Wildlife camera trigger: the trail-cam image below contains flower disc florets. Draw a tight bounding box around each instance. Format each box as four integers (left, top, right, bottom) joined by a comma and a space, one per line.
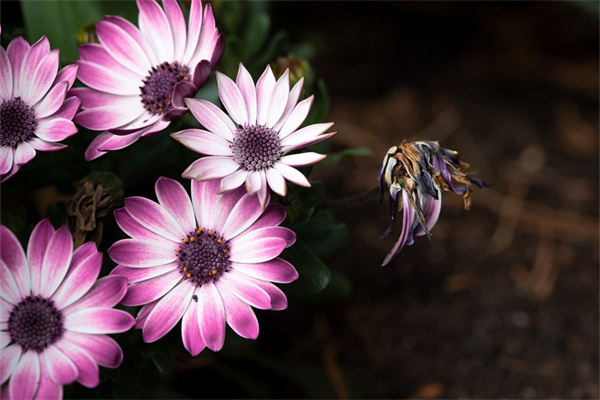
232, 124, 281, 171
141, 61, 191, 115
0, 98, 38, 148
8, 295, 64, 352
177, 228, 231, 287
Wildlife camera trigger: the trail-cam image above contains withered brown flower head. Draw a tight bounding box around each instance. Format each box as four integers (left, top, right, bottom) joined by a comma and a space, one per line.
379, 140, 486, 266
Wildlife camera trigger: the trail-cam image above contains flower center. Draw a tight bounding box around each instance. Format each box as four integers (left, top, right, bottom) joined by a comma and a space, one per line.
0, 97, 37, 148
176, 228, 231, 287
231, 124, 281, 171
8, 295, 64, 352
140, 61, 191, 115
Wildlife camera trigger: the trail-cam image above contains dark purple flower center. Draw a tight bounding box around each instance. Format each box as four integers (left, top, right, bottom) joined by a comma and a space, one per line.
8, 295, 64, 352
140, 61, 191, 115
177, 228, 231, 287
231, 124, 281, 171
0, 97, 37, 148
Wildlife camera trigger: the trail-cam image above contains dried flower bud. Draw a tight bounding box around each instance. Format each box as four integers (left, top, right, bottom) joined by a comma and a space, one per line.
379, 140, 486, 266
77, 22, 98, 45
271, 54, 312, 87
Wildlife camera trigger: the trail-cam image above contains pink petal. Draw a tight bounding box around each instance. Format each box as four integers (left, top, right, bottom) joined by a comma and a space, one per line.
53, 341, 99, 388
35, 117, 78, 142
273, 77, 304, 132
110, 263, 175, 284
70, 87, 138, 109
36, 358, 63, 399
181, 156, 240, 181
191, 179, 220, 230
215, 282, 259, 339
44, 96, 80, 121
218, 169, 248, 193
18, 36, 50, 99
134, 300, 158, 329
247, 203, 286, 231
257, 171, 269, 210
0, 331, 9, 349
62, 331, 123, 368
281, 127, 337, 150
231, 226, 295, 249
121, 268, 182, 306
53, 62, 79, 90
125, 196, 186, 241
28, 138, 67, 153
185, 98, 235, 141
155, 177, 196, 234
27, 219, 54, 295
280, 152, 326, 167
0, 345, 22, 385
232, 258, 298, 284
244, 276, 288, 310
235, 63, 257, 124
0, 260, 21, 304
171, 128, 233, 156
191, 59, 212, 89
163, 0, 187, 61
74, 102, 145, 131
267, 69, 290, 127
187, 3, 220, 67
63, 275, 128, 315
415, 191, 442, 237
182, 0, 203, 63
64, 308, 134, 334
39, 226, 73, 298
114, 208, 169, 243
109, 239, 176, 268
9, 350, 40, 400
216, 72, 248, 125
273, 162, 311, 187
0, 147, 14, 176
265, 168, 287, 197
84, 130, 143, 161
78, 44, 137, 79
0, 46, 12, 100
219, 270, 271, 309
229, 237, 287, 264
221, 192, 264, 239
137, 0, 174, 61
198, 282, 226, 351
181, 291, 206, 356
255, 65, 276, 125
210, 186, 247, 233
42, 345, 78, 385
96, 20, 150, 75
104, 15, 159, 65
0, 225, 29, 295
171, 80, 197, 110
13, 142, 36, 168
6, 36, 30, 97
76, 59, 141, 96
278, 95, 314, 139
244, 170, 262, 196
142, 280, 193, 343
23, 48, 59, 105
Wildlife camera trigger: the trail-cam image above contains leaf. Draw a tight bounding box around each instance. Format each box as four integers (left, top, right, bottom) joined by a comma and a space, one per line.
322, 147, 373, 165
284, 181, 325, 225
243, 13, 271, 59
281, 241, 331, 293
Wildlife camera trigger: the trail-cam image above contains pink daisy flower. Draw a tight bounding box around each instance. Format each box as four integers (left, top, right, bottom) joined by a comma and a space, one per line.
108, 177, 298, 355
0, 220, 134, 400
0, 32, 80, 182
71, 0, 225, 161
171, 63, 337, 210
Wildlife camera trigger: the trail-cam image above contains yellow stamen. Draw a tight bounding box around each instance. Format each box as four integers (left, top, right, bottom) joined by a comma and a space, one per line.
186, 273, 191, 278
190, 236, 195, 242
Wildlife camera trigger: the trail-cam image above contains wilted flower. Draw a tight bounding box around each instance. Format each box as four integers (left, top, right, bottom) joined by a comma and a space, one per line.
171, 63, 336, 210
71, 0, 225, 160
379, 140, 485, 266
0, 32, 80, 182
0, 220, 134, 399
109, 177, 298, 355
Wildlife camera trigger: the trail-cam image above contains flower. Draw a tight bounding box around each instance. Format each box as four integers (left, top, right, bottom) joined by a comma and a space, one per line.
71, 0, 225, 161
0, 32, 81, 182
171, 63, 336, 210
0, 220, 134, 399
108, 177, 298, 355
378, 140, 485, 266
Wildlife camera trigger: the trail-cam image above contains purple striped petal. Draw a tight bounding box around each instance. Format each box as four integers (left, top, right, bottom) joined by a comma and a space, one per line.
221, 192, 264, 239
218, 169, 248, 193
198, 282, 226, 351
28, 138, 67, 152
273, 78, 304, 131
137, 0, 174, 61
54, 341, 99, 388
109, 239, 176, 268
36, 359, 63, 400
216, 281, 259, 339
96, 20, 150, 75
181, 291, 205, 356
182, 156, 240, 181
278, 95, 313, 139
156, 177, 196, 234
236, 63, 257, 124
231, 226, 295, 249
27, 219, 54, 295
121, 268, 182, 306
142, 280, 194, 343
64, 308, 134, 334
0, 345, 21, 385
23, 49, 59, 105
0, 225, 29, 295
6, 36, 29, 97
219, 270, 271, 309
125, 196, 186, 241
280, 152, 326, 167
217, 72, 248, 125
0, 46, 12, 100
229, 237, 287, 264
40, 226, 73, 298
210, 186, 247, 233
110, 263, 175, 283
185, 98, 235, 141
76, 60, 141, 96
62, 331, 123, 368
0, 261, 21, 304
191, 59, 212, 89
255, 66, 276, 125
9, 350, 40, 400
273, 163, 310, 187
267, 70, 290, 127
163, 0, 187, 60
42, 345, 78, 385
266, 168, 287, 196
35, 117, 77, 142
171, 128, 233, 156
191, 179, 219, 230
43, 94, 80, 121
63, 275, 128, 315
244, 276, 288, 310
114, 208, 169, 243
171, 80, 197, 110
18, 36, 50, 100
232, 258, 298, 284
53, 63, 78, 90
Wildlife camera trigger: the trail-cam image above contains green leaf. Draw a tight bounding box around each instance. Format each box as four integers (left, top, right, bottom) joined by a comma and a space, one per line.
322, 147, 373, 165
243, 13, 270, 59
281, 241, 331, 293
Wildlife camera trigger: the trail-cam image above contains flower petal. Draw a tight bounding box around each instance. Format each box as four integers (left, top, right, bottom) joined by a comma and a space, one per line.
278, 95, 313, 139
35, 117, 78, 142
244, 276, 288, 310
27, 219, 54, 295
219, 270, 271, 309
74, 102, 145, 131
280, 152, 326, 167
171, 128, 233, 156
0, 225, 29, 296
0, 345, 21, 385
273, 162, 311, 187
267, 69, 290, 127
280, 122, 335, 148
27, 138, 66, 153
163, 0, 187, 61
104, 15, 159, 65
181, 290, 205, 356
0, 260, 21, 304
235, 63, 257, 124
125, 196, 186, 241
76, 59, 141, 96
36, 358, 63, 399
187, 3, 219, 67
182, 0, 203, 63
137, 0, 174, 61
62, 331, 123, 368
53, 341, 99, 388
53, 63, 79, 90
114, 208, 169, 243
142, 280, 193, 343
64, 307, 134, 334
0, 147, 14, 176
231, 226, 295, 249
216, 72, 248, 125
273, 78, 303, 132
23, 49, 59, 105
191, 179, 219, 230
382, 191, 415, 266
96, 20, 150, 75
198, 282, 226, 351
415, 191, 442, 237
215, 281, 259, 339
6, 36, 30, 97
156, 177, 196, 234
210, 186, 247, 233
42, 345, 78, 385
121, 268, 182, 306
44, 95, 80, 121
19, 36, 50, 99
221, 192, 264, 240
244, 170, 262, 196
232, 258, 298, 284
39, 226, 73, 298
218, 169, 248, 193
0, 46, 12, 101
109, 239, 176, 268
9, 351, 40, 400
110, 263, 175, 284
13, 142, 36, 167
265, 168, 287, 197
63, 275, 128, 315
229, 237, 287, 264
181, 156, 240, 181
185, 98, 235, 141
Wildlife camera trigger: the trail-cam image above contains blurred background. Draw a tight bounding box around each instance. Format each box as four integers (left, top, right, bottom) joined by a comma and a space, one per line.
2, 0, 599, 398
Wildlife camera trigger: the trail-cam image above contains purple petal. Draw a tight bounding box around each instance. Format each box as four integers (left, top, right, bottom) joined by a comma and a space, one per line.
181, 291, 205, 356
9, 350, 40, 400
53, 62, 79, 90
232, 258, 298, 284
70, 87, 137, 110
273, 163, 310, 187
182, 0, 202, 63
42, 345, 78, 385
231, 226, 295, 250
142, 280, 193, 343
198, 282, 226, 351
0, 331, 9, 349
244, 276, 288, 310
74, 102, 145, 131
35, 117, 78, 142
267, 69, 290, 127
23, 49, 59, 105
245, 170, 262, 196
114, 208, 169, 243
171, 80, 197, 110
382, 191, 415, 266
273, 78, 304, 132
121, 268, 182, 306
187, 3, 220, 67
0, 147, 13, 176
230, 237, 287, 264
78, 43, 139, 80
96, 20, 150, 75
185, 98, 235, 141
62, 331, 123, 368
27, 219, 54, 295
53, 340, 99, 388
280, 122, 335, 149
40, 226, 73, 298
110, 263, 175, 283
109, 239, 176, 268
255, 65, 276, 125
0, 46, 12, 100
247, 203, 286, 231
6, 36, 30, 97
104, 15, 159, 65
28, 138, 66, 153
125, 196, 186, 241
137, 0, 174, 61
18, 36, 50, 99
235, 63, 257, 124
221, 192, 264, 239
155, 177, 196, 234
0, 345, 21, 385
218, 169, 248, 193
135, 300, 158, 329
0, 260, 21, 304
0, 225, 29, 295
191, 179, 220, 230
210, 186, 247, 233
84, 130, 143, 161
181, 156, 240, 181
63, 275, 128, 315
278, 95, 313, 139
280, 152, 326, 167
36, 359, 63, 400
217, 72, 248, 125
171, 128, 233, 156
265, 168, 287, 197
415, 191, 442, 237
45, 95, 80, 121
76, 59, 141, 96
215, 282, 259, 339
163, 0, 187, 60
191, 59, 212, 89
219, 270, 272, 309
64, 308, 134, 334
